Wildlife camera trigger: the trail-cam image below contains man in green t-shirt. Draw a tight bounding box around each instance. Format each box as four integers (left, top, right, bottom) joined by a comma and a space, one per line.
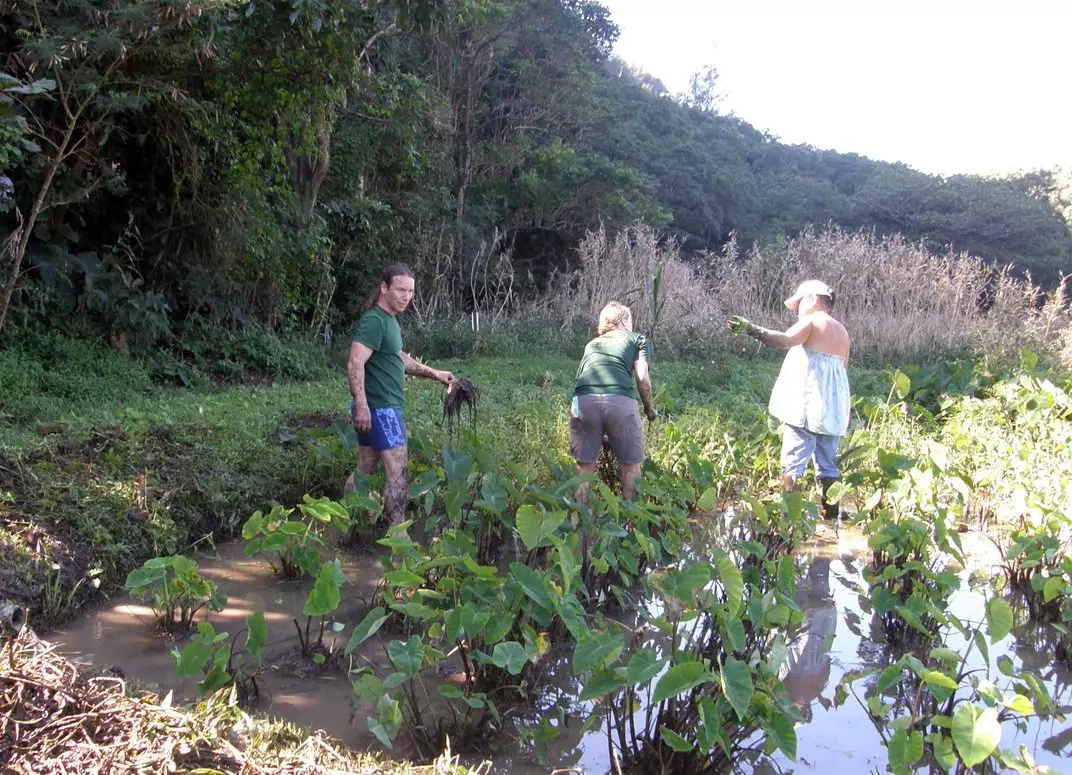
571, 301, 657, 502
344, 264, 454, 527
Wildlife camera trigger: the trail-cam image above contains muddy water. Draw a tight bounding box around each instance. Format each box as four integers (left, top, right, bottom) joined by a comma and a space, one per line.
53, 541, 385, 747
54, 526, 1072, 774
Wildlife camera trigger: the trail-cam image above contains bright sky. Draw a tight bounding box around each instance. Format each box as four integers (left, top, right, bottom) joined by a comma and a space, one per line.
600, 0, 1071, 177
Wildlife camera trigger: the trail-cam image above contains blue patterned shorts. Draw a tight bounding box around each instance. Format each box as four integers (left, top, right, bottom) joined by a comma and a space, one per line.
351, 401, 407, 452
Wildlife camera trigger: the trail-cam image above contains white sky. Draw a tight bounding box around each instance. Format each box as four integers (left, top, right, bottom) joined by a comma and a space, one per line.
600, 0, 1072, 177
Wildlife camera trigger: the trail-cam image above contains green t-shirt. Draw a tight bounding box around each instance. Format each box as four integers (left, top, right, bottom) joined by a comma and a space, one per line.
574, 330, 649, 398
352, 306, 405, 409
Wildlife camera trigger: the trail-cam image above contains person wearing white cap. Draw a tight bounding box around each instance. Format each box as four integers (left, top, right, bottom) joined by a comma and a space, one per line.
728, 280, 851, 520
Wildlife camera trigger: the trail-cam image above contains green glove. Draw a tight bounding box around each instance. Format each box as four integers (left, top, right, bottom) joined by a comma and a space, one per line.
727, 315, 758, 336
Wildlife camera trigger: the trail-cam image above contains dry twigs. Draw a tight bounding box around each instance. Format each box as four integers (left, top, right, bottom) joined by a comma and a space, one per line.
0, 629, 474, 774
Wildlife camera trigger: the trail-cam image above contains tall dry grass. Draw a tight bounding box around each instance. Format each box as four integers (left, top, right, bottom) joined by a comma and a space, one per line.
708, 228, 1071, 365
438, 223, 1071, 367
535, 223, 719, 355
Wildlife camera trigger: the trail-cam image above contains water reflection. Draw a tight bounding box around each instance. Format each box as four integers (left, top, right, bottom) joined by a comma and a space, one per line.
780, 557, 837, 723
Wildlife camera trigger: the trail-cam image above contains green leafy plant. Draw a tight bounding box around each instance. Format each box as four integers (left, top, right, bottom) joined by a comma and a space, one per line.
571, 494, 809, 772
124, 555, 226, 633
836, 593, 1057, 774
243, 494, 358, 579
171, 612, 268, 703
295, 558, 347, 664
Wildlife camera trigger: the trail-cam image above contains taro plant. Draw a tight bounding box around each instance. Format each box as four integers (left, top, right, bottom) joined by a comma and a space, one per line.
171, 612, 268, 703
124, 555, 226, 633
572, 541, 805, 773
243, 494, 361, 579
836, 593, 1058, 774
997, 503, 1072, 624
295, 558, 347, 663
831, 443, 968, 647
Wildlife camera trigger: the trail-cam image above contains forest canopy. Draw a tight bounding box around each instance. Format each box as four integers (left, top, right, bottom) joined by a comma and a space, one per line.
2, 0, 1069, 346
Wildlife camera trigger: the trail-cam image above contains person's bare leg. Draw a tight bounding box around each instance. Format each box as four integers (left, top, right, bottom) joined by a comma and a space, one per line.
379, 446, 409, 527
344, 446, 380, 496
575, 462, 597, 506
780, 473, 797, 493
620, 463, 641, 501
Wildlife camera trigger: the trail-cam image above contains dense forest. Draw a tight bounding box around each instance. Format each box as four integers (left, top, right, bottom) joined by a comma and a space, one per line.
2, 0, 1070, 349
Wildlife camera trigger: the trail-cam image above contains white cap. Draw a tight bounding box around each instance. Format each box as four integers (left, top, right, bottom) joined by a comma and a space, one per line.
784, 280, 834, 311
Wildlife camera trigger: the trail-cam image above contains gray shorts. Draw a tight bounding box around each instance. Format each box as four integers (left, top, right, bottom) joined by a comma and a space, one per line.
570, 394, 645, 465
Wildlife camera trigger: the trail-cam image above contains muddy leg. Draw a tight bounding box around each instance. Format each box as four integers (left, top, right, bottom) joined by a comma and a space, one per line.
780, 473, 797, 493
380, 446, 409, 527
620, 463, 641, 501
344, 446, 380, 496
575, 462, 597, 507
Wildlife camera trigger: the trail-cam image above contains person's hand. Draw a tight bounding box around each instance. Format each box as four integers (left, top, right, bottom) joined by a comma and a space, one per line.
353, 404, 372, 435
645, 406, 658, 423
727, 315, 755, 335
438, 370, 455, 387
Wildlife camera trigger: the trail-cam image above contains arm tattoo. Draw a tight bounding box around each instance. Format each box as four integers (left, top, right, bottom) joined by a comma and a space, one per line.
402, 352, 439, 380
348, 358, 368, 409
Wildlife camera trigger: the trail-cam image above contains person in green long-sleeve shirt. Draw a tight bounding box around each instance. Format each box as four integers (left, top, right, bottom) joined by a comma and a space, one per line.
571, 302, 657, 502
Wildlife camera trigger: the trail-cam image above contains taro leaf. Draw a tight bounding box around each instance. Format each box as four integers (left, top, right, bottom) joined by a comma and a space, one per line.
725, 617, 747, 653
367, 716, 394, 749
461, 602, 491, 640
714, 553, 743, 618
509, 562, 551, 609
696, 487, 718, 512
986, 597, 1013, 644
442, 446, 474, 483
484, 608, 515, 645
931, 731, 956, 771
345, 608, 389, 655
303, 560, 344, 617
572, 630, 624, 675
384, 569, 423, 587
579, 666, 626, 702
922, 670, 958, 702
1043, 576, 1065, 603
878, 664, 903, 693
438, 684, 464, 700
907, 730, 924, 765
625, 648, 666, 686
721, 656, 754, 722
1001, 693, 1035, 716
515, 504, 565, 550
892, 370, 911, 400
651, 661, 714, 704
889, 728, 910, 775
245, 611, 267, 666
659, 726, 694, 752
760, 708, 797, 761
491, 641, 527, 675
951, 704, 1001, 768
387, 636, 424, 677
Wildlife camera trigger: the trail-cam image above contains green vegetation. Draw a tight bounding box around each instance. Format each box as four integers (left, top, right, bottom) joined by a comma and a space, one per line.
4, 331, 1071, 772
124, 554, 227, 632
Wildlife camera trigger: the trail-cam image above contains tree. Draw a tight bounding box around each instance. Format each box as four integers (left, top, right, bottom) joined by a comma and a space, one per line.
0, 0, 219, 333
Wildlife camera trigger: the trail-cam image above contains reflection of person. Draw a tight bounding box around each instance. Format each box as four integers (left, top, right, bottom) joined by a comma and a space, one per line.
571, 302, 657, 502
343, 264, 454, 526
728, 280, 851, 520
781, 557, 837, 720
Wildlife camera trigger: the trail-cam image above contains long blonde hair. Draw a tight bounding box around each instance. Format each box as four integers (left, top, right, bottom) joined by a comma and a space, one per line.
596, 302, 632, 335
